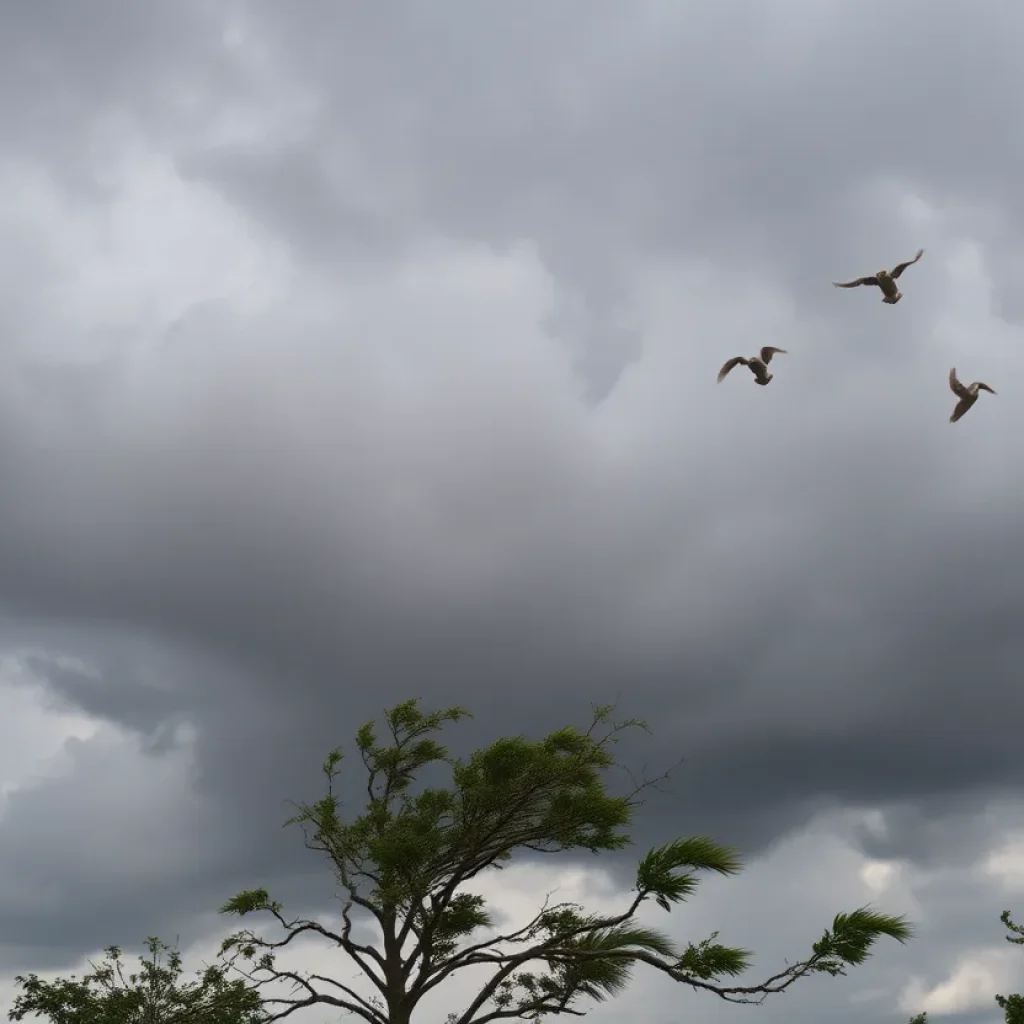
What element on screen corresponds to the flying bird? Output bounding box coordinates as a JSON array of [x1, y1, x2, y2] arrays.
[[949, 366, 996, 423], [832, 249, 925, 304], [717, 347, 787, 386]]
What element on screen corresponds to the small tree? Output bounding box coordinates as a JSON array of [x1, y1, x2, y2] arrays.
[[8, 936, 266, 1024], [220, 700, 912, 1024], [996, 910, 1024, 1024]]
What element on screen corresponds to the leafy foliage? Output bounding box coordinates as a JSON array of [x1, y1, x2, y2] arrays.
[[219, 698, 913, 1024], [8, 936, 266, 1024], [997, 910, 1024, 1024]]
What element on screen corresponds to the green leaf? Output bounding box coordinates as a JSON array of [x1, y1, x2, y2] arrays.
[[219, 889, 279, 916], [811, 906, 913, 975], [678, 931, 753, 980], [637, 837, 743, 911]]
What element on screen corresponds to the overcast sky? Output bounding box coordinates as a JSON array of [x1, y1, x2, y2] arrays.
[[3, 3, 1024, 1023]]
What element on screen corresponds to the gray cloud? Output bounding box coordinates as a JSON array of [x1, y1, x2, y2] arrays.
[[1, 4, 1024, 1023]]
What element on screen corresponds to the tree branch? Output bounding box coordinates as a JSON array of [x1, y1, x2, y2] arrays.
[[537, 945, 851, 1005], [406, 724, 665, 987], [228, 914, 388, 998], [229, 957, 388, 1024], [417, 890, 647, 1001], [471, 1000, 586, 1024], [451, 961, 521, 1024]]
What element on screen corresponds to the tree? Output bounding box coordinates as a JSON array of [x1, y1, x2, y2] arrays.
[[220, 699, 913, 1024], [8, 936, 266, 1024], [996, 910, 1024, 1024]]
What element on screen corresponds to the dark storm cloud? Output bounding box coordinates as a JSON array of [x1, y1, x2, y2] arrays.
[[1, 2, 1024, 1006]]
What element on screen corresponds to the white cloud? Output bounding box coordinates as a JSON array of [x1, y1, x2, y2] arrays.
[[982, 832, 1024, 894], [0, 651, 99, 800], [0, 151, 293, 363], [861, 859, 902, 896], [899, 948, 1019, 1016]]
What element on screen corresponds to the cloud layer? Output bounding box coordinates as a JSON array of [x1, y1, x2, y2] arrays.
[[3, 4, 1024, 1024]]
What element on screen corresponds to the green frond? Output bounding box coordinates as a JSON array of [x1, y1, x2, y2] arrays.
[[558, 951, 635, 1002], [573, 959, 634, 1001], [833, 906, 913, 949], [435, 893, 493, 940], [576, 924, 679, 959], [537, 922, 681, 1006], [996, 993, 1024, 1024], [663, 837, 744, 875], [637, 838, 743, 911], [356, 723, 376, 752], [386, 699, 423, 731], [678, 932, 752, 980], [1002, 909, 1024, 945], [219, 889, 278, 917], [812, 905, 913, 972]]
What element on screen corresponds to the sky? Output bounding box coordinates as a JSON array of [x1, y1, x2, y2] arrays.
[[2, 2, 1024, 1023]]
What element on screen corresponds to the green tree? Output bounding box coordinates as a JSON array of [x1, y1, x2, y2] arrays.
[[996, 910, 1024, 1024], [8, 936, 266, 1024], [220, 700, 913, 1024]]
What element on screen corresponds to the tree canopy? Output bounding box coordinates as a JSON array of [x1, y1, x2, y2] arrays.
[[220, 699, 913, 1024], [8, 936, 266, 1024]]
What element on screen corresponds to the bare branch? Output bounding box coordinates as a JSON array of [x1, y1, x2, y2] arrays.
[[471, 1001, 587, 1024], [269, 875, 388, 981], [335, 900, 391, 983], [227, 915, 388, 999], [228, 956, 388, 1024], [292, 819, 385, 906], [450, 961, 521, 1024]]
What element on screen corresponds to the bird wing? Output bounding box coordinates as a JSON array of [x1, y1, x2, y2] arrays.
[[890, 249, 925, 280], [949, 367, 970, 399], [951, 396, 973, 423], [760, 346, 787, 364], [833, 275, 879, 289], [717, 356, 748, 382]]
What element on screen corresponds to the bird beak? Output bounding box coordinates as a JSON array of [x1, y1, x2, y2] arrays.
[[983, 385, 997, 394]]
